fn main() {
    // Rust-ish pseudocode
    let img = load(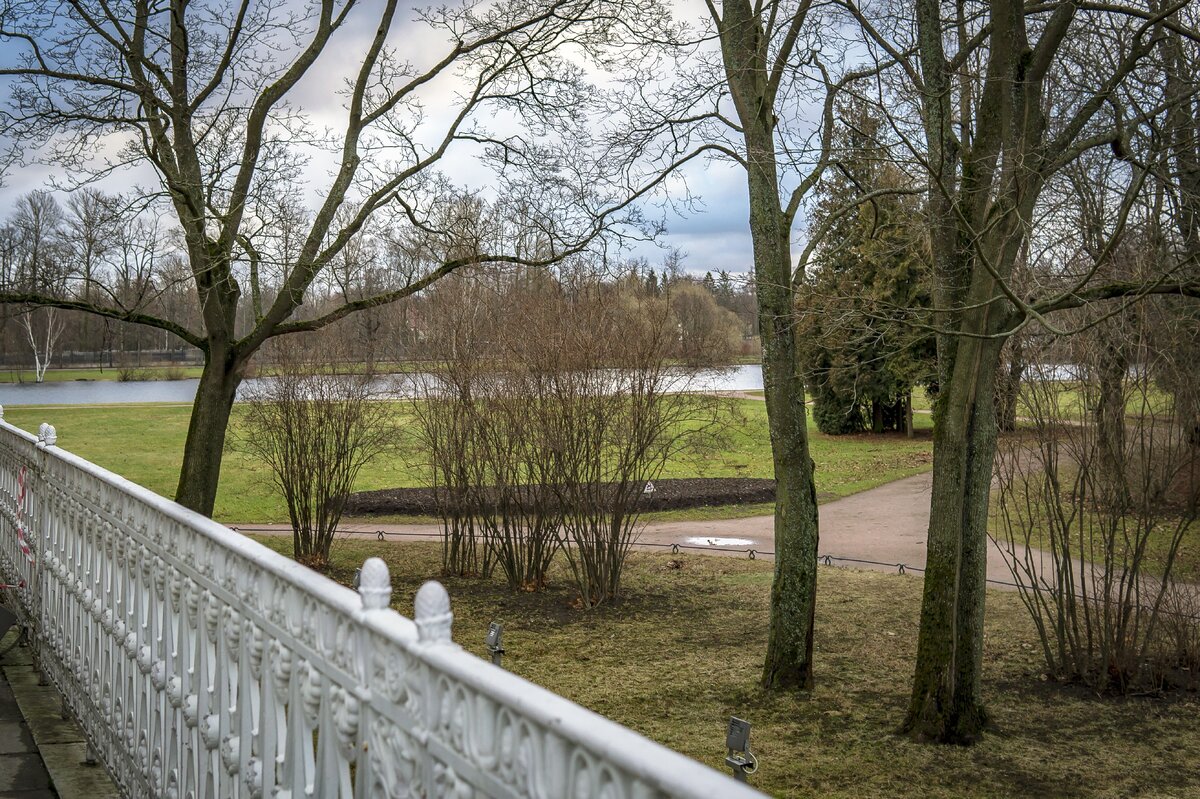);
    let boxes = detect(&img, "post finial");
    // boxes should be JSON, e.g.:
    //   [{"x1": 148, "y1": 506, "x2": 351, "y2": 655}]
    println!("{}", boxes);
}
[
  {"x1": 38, "y1": 423, "x2": 57, "y2": 447},
  {"x1": 414, "y1": 581, "x2": 453, "y2": 643},
  {"x1": 357, "y1": 557, "x2": 392, "y2": 610}
]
